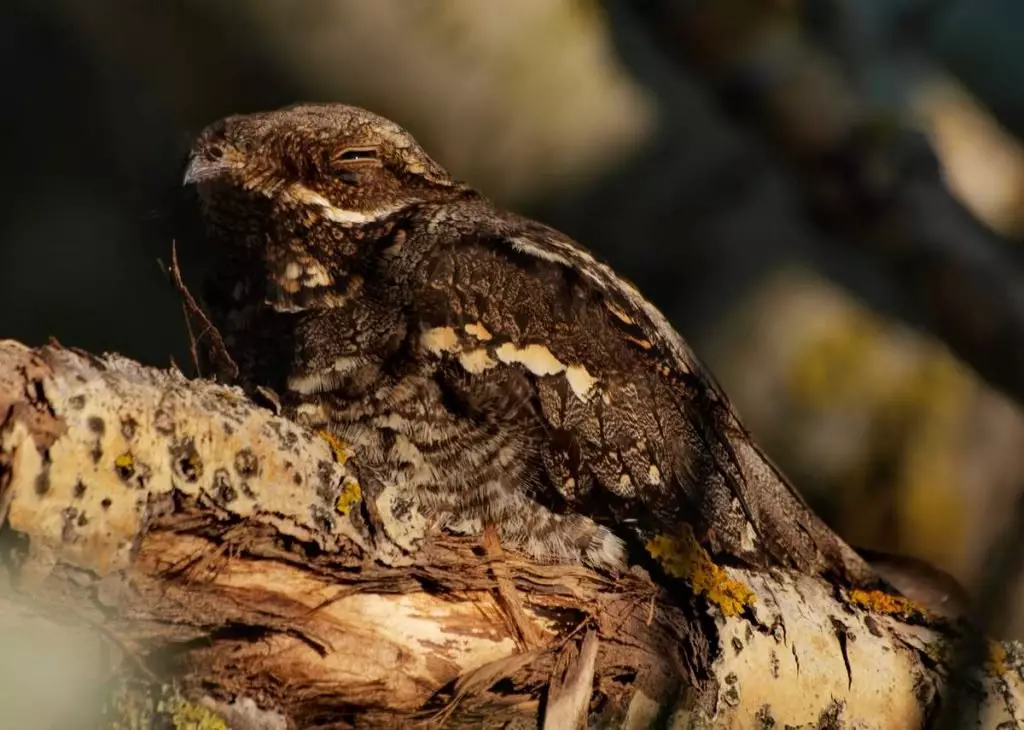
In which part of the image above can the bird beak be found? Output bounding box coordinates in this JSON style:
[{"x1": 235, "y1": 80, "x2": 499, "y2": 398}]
[{"x1": 182, "y1": 154, "x2": 235, "y2": 186}]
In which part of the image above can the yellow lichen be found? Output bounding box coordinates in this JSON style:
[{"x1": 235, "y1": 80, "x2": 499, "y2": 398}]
[
  {"x1": 106, "y1": 682, "x2": 226, "y2": 730},
  {"x1": 114, "y1": 452, "x2": 134, "y2": 469},
  {"x1": 646, "y1": 528, "x2": 755, "y2": 617},
  {"x1": 848, "y1": 588, "x2": 927, "y2": 620},
  {"x1": 169, "y1": 698, "x2": 227, "y2": 730},
  {"x1": 318, "y1": 429, "x2": 353, "y2": 465},
  {"x1": 335, "y1": 477, "x2": 362, "y2": 516}
]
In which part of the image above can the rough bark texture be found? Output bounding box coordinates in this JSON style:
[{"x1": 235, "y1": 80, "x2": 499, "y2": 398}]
[{"x1": 0, "y1": 339, "x2": 1022, "y2": 729}]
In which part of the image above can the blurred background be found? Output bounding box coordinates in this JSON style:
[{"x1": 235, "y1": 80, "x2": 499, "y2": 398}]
[{"x1": 3, "y1": 0, "x2": 1024, "y2": 632}]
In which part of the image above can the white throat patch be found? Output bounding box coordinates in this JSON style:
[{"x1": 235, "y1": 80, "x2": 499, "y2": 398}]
[{"x1": 284, "y1": 183, "x2": 409, "y2": 225}]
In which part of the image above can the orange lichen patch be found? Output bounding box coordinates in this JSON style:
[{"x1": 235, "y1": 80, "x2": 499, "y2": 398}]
[
  {"x1": 335, "y1": 477, "x2": 362, "y2": 516},
  {"x1": 646, "y1": 529, "x2": 755, "y2": 617},
  {"x1": 318, "y1": 430, "x2": 353, "y2": 466},
  {"x1": 848, "y1": 589, "x2": 928, "y2": 620}
]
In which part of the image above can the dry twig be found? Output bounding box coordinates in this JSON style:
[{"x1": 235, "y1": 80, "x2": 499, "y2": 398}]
[{"x1": 166, "y1": 240, "x2": 238, "y2": 382}]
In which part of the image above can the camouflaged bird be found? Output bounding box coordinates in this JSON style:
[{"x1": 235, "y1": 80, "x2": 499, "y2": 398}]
[{"x1": 184, "y1": 103, "x2": 877, "y2": 587}]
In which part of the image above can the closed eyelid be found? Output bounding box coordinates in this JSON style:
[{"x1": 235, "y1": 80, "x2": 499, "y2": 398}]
[{"x1": 333, "y1": 147, "x2": 380, "y2": 164}]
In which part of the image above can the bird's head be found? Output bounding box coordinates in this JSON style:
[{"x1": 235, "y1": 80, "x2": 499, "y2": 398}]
[
  {"x1": 184, "y1": 103, "x2": 460, "y2": 237},
  {"x1": 184, "y1": 104, "x2": 471, "y2": 313}
]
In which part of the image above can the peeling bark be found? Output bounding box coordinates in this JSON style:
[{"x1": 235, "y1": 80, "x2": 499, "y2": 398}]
[{"x1": 0, "y1": 340, "x2": 1021, "y2": 729}]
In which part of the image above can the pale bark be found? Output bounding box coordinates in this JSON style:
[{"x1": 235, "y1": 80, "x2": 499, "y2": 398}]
[{"x1": 0, "y1": 340, "x2": 1021, "y2": 729}]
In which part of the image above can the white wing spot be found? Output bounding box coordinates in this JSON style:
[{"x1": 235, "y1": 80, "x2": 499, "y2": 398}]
[
  {"x1": 464, "y1": 322, "x2": 493, "y2": 341},
  {"x1": 458, "y1": 348, "x2": 497, "y2": 374},
  {"x1": 495, "y1": 342, "x2": 565, "y2": 377},
  {"x1": 421, "y1": 326, "x2": 460, "y2": 355},
  {"x1": 565, "y1": 364, "x2": 598, "y2": 400},
  {"x1": 509, "y1": 237, "x2": 574, "y2": 267},
  {"x1": 425, "y1": 322, "x2": 597, "y2": 403}
]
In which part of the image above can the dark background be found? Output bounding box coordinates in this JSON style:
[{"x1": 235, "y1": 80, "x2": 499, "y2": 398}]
[{"x1": 4, "y1": 0, "x2": 1024, "y2": 630}]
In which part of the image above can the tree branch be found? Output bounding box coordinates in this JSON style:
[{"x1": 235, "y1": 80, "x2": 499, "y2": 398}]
[
  {"x1": 0, "y1": 340, "x2": 1021, "y2": 728},
  {"x1": 614, "y1": 0, "x2": 1024, "y2": 408}
]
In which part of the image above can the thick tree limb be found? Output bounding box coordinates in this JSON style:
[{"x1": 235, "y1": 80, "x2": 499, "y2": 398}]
[{"x1": 0, "y1": 340, "x2": 1022, "y2": 728}]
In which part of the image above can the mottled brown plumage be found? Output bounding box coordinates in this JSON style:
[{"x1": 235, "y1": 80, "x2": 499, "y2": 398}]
[{"x1": 184, "y1": 103, "x2": 877, "y2": 586}]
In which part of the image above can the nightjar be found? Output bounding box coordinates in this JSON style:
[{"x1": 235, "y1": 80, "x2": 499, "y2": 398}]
[{"x1": 183, "y1": 103, "x2": 875, "y2": 587}]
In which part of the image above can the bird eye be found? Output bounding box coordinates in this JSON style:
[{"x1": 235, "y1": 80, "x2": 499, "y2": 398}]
[
  {"x1": 334, "y1": 147, "x2": 379, "y2": 164},
  {"x1": 206, "y1": 144, "x2": 225, "y2": 161}
]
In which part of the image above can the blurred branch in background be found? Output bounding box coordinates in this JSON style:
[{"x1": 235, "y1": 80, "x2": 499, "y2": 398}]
[
  {"x1": 614, "y1": 0, "x2": 1024, "y2": 411},
  {"x1": 707, "y1": 269, "x2": 1020, "y2": 579},
  {"x1": 915, "y1": 79, "x2": 1024, "y2": 239}
]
